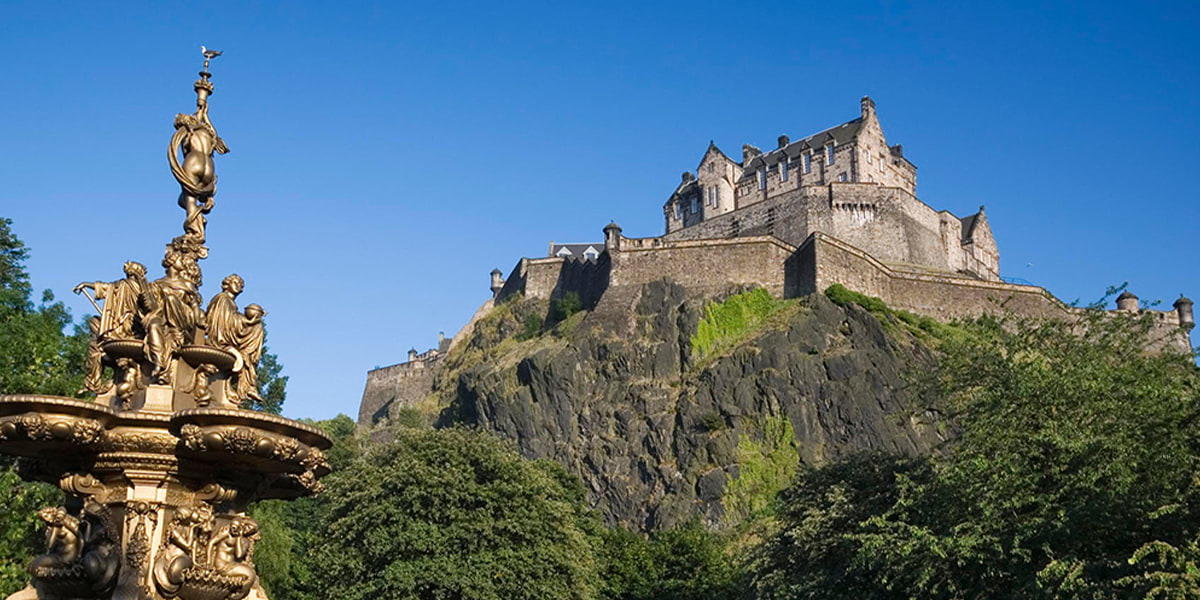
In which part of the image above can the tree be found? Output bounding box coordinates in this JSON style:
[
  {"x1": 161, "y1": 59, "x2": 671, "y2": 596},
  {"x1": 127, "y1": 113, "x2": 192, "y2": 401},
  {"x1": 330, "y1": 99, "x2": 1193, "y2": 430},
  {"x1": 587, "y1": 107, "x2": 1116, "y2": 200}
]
[
  {"x1": 752, "y1": 308, "x2": 1200, "y2": 599},
  {"x1": 252, "y1": 414, "x2": 362, "y2": 600},
  {"x1": 247, "y1": 343, "x2": 287, "y2": 414},
  {"x1": 598, "y1": 522, "x2": 743, "y2": 600},
  {"x1": 0, "y1": 218, "x2": 87, "y2": 397},
  {"x1": 0, "y1": 218, "x2": 78, "y2": 596},
  {"x1": 308, "y1": 427, "x2": 601, "y2": 600}
]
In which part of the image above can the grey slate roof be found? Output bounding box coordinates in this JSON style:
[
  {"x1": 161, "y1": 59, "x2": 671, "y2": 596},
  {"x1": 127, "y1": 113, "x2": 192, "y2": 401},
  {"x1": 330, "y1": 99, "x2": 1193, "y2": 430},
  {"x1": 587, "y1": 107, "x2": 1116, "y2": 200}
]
[
  {"x1": 745, "y1": 118, "x2": 866, "y2": 171},
  {"x1": 550, "y1": 243, "x2": 604, "y2": 261}
]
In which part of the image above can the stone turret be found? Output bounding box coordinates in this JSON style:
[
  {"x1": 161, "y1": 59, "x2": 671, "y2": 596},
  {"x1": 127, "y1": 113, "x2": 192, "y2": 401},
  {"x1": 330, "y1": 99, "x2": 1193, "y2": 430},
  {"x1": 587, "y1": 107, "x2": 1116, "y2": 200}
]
[
  {"x1": 1175, "y1": 295, "x2": 1195, "y2": 330},
  {"x1": 1117, "y1": 290, "x2": 1140, "y2": 312},
  {"x1": 407, "y1": 348, "x2": 418, "y2": 362},
  {"x1": 604, "y1": 222, "x2": 623, "y2": 252},
  {"x1": 490, "y1": 268, "x2": 505, "y2": 297}
]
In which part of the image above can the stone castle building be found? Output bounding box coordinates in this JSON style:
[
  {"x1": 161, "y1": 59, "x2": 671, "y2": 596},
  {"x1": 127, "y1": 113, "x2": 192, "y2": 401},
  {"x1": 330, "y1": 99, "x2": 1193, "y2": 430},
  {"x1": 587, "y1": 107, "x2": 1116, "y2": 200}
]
[{"x1": 360, "y1": 98, "x2": 1195, "y2": 425}]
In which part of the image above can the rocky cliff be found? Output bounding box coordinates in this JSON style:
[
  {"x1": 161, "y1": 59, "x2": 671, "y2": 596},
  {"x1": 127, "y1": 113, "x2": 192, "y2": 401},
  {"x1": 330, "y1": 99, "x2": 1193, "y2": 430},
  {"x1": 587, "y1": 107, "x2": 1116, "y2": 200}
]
[{"x1": 372, "y1": 282, "x2": 947, "y2": 531}]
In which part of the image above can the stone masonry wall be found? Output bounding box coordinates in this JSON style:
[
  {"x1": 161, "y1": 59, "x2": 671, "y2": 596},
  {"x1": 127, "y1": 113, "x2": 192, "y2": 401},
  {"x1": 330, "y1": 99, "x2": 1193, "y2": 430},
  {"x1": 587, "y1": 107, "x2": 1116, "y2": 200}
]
[
  {"x1": 611, "y1": 236, "x2": 795, "y2": 297},
  {"x1": 801, "y1": 232, "x2": 1192, "y2": 352},
  {"x1": 358, "y1": 359, "x2": 438, "y2": 425}
]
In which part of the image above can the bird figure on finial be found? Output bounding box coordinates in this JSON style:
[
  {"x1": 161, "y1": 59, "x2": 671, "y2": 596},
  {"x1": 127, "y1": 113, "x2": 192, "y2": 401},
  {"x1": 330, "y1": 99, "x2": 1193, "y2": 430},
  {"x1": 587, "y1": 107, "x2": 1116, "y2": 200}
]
[{"x1": 200, "y1": 45, "x2": 222, "y2": 73}]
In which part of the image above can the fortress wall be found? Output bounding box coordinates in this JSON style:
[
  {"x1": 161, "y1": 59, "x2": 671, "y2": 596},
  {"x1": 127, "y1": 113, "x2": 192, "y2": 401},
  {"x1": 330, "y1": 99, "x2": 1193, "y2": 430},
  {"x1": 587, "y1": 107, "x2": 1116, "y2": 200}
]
[
  {"x1": 805, "y1": 232, "x2": 1192, "y2": 351},
  {"x1": 613, "y1": 236, "x2": 794, "y2": 297},
  {"x1": 551, "y1": 255, "x2": 611, "y2": 307},
  {"x1": 806, "y1": 232, "x2": 1067, "y2": 321},
  {"x1": 524, "y1": 258, "x2": 565, "y2": 299},
  {"x1": 358, "y1": 360, "x2": 438, "y2": 426}
]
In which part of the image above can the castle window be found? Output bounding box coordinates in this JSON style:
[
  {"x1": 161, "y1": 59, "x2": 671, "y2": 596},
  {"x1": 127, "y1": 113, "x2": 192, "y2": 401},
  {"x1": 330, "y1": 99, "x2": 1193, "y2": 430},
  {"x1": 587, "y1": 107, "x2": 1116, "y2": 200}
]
[
  {"x1": 690, "y1": 196, "x2": 699, "y2": 214},
  {"x1": 781, "y1": 157, "x2": 790, "y2": 182},
  {"x1": 674, "y1": 202, "x2": 682, "y2": 219},
  {"x1": 803, "y1": 152, "x2": 812, "y2": 174},
  {"x1": 757, "y1": 169, "x2": 767, "y2": 190},
  {"x1": 825, "y1": 143, "x2": 835, "y2": 165},
  {"x1": 838, "y1": 172, "x2": 848, "y2": 182}
]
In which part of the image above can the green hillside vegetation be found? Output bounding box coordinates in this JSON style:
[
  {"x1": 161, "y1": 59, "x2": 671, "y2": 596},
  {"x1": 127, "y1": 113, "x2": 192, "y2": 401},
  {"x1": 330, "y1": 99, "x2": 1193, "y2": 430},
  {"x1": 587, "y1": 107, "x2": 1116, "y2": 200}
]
[{"x1": 690, "y1": 288, "x2": 797, "y2": 363}]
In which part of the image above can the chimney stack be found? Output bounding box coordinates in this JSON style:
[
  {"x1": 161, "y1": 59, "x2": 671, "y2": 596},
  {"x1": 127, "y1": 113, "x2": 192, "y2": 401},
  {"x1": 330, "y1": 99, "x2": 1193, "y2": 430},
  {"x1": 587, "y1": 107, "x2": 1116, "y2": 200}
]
[
  {"x1": 777, "y1": 135, "x2": 790, "y2": 149},
  {"x1": 861, "y1": 96, "x2": 876, "y2": 119}
]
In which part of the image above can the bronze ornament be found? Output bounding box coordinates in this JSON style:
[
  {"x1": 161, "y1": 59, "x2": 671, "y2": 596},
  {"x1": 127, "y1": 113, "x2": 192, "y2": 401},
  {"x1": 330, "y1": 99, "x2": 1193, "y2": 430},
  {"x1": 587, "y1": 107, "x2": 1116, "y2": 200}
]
[{"x1": 0, "y1": 49, "x2": 329, "y2": 600}]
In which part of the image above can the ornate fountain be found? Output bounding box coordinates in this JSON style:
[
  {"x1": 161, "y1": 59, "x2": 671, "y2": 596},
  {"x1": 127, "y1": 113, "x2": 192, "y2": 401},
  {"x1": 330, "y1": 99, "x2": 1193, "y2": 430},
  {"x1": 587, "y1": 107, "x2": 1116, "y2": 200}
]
[{"x1": 0, "y1": 50, "x2": 330, "y2": 600}]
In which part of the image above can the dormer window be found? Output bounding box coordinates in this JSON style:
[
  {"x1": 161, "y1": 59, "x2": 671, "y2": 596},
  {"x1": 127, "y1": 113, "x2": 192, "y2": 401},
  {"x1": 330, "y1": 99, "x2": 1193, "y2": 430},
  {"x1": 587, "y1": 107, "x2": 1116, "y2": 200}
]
[
  {"x1": 690, "y1": 196, "x2": 699, "y2": 214},
  {"x1": 674, "y1": 202, "x2": 682, "y2": 219},
  {"x1": 757, "y1": 169, "x2": 767, "y2": 190},
  {"x1": 781, "y1": 156, "x2": 790, "y2": 182},
  {"x1": 825, "y1": 143, "x2": 835, "y2": 165},
  {"x1": 803, "y1": 152, "x2": 812, "y2": 174}
]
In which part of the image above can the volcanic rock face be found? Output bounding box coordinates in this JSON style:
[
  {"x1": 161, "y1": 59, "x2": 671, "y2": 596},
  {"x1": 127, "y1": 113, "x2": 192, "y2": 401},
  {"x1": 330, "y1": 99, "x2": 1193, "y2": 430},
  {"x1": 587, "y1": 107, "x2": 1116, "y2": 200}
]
[{"x1": 414, "y1": 281, "x2": 944, "y2": 531}]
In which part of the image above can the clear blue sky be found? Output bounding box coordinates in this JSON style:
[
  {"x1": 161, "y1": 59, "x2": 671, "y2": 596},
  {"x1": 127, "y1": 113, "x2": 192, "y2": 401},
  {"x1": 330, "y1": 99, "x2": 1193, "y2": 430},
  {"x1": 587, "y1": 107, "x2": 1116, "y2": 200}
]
[{"x1": 2, "y1": 1, "x2": 1197, "y2": 420}]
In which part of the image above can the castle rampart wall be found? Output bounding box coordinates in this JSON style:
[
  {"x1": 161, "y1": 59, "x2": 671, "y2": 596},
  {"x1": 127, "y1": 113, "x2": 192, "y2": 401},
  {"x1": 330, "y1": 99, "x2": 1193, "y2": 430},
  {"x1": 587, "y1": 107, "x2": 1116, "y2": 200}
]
[
  {"x1": 801, "y1": 233, "x2": 1191, "y2": 352},
  {"x1": 611, "y1": 236, "x2": 795, "y2": 297},
  {"x1": 358, "y1": 359, "x2": 438, "y2": 425}
]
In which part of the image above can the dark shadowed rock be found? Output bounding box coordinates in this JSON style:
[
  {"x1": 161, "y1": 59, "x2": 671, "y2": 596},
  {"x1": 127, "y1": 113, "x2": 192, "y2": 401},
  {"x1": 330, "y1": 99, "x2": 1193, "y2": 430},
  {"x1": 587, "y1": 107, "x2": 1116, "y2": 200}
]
[{"x1": 420, "y1": 282, "x2": 942, "y2": 531}]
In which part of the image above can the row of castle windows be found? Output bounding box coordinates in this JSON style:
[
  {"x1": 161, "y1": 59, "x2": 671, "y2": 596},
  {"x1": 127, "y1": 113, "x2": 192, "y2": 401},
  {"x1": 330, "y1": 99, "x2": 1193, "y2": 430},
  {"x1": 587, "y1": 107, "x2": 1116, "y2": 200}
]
[
  {"x1": 672, "y1": 186, "x2": 725, "y2": 220},
  {"x1": 758, "y1": 143, "x2": 838, "y2": 190}
]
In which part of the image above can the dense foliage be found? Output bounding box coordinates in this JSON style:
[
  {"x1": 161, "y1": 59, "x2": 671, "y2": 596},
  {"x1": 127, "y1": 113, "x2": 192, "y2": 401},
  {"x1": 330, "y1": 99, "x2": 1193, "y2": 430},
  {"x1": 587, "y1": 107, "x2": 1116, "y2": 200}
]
[
  {"x1": 0, "y1": 218, "x2": 78, "y2": 594},
  {"x1": 309, "y1": 427, "x2": 601, "y2": 600},
  {"x1": 751, "y1": 305, "x2": 1200, "y2": 599}
]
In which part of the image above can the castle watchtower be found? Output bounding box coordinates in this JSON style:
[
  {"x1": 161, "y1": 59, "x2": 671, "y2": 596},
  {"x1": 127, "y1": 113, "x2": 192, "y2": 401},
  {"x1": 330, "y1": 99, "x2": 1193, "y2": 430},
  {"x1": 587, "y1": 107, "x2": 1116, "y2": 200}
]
[{"x1": 1176, "y1": 295, "x2": 1195, "y2": 330}]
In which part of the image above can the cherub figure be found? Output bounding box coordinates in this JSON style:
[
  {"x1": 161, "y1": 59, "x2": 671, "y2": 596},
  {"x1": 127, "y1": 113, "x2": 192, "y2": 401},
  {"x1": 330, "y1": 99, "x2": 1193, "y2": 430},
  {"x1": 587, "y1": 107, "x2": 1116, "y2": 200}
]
[
  {"x1": 207, "y1": 516, "x2": 259, "y2": 600},
  {"x1": 29, "y1": 507, "x2": 82, "y2": 573}
]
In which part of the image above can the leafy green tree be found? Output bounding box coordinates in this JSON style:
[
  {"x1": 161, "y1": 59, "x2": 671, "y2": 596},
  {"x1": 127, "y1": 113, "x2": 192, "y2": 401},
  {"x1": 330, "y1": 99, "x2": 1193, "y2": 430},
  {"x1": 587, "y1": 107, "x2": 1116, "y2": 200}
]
[
  {"x1": 752, "y1": 309, "x2": 1200, "y2": 599},
  {"x1": 252, "y1": 414, "x2": 362, "y2": 600},
  {"x1": 308, "y1": 427, "x2": 601, "y2": 600},
  {"x1": 0, "y1": 218, "x2": 87, "y2": 397},
  {"x1": 0, "y1": 218, "x2": 78, "y2": 596},
  {"x1": 247, "y1": 343, "x2": 287, "y2": 414},
  {"x1": 599, "y1": 522, "x2": 743, "y2": 600}
]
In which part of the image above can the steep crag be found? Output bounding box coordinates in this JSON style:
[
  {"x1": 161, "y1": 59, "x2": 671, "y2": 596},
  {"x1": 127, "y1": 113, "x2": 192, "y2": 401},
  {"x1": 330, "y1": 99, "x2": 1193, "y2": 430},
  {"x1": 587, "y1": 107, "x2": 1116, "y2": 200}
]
[{"x1": 378, "y1": 282, "x2": 946, "y2": 531}]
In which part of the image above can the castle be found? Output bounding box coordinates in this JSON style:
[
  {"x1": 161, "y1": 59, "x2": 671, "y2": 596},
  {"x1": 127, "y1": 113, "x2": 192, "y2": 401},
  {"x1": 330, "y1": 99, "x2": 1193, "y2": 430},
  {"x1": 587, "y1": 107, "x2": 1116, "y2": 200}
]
[{"x1": 360, "y1": 98, "x2": 1195, "y2": 425}]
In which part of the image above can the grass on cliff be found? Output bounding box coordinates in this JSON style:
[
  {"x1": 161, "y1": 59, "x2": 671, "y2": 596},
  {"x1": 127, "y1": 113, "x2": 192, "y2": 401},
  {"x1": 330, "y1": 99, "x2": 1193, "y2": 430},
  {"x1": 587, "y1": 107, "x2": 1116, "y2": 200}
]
[
  {"x1": 690, "y1": 288, "x2": 798, "y2": 364},
  {"x1": 824, "y1": 283, "x2": 965, "y2": 345},
  {"x1": 722, "y1": 415, "x2": 800, "y2": 528}
]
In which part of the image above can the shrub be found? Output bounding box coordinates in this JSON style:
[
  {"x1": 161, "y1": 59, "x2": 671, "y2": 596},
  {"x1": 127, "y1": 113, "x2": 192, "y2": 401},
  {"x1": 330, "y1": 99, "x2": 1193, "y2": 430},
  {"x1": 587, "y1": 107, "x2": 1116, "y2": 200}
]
[{"x1": 548, "y1": 291, "x2": 583, "y2": 325}]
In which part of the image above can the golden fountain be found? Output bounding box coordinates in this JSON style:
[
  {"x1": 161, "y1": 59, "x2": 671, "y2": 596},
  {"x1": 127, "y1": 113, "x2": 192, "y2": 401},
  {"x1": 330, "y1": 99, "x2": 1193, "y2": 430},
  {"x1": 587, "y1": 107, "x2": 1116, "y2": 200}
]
[{"x1": 0, "y1": 49, "x2": 330, "y2": 600}]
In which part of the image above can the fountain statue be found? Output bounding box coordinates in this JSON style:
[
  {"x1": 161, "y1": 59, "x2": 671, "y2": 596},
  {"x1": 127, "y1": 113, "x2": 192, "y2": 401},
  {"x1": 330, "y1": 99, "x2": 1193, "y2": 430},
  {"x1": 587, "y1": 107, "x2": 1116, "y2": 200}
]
[{"x1": 0, "y1": 49, "x2": 330, "y2": 600}]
